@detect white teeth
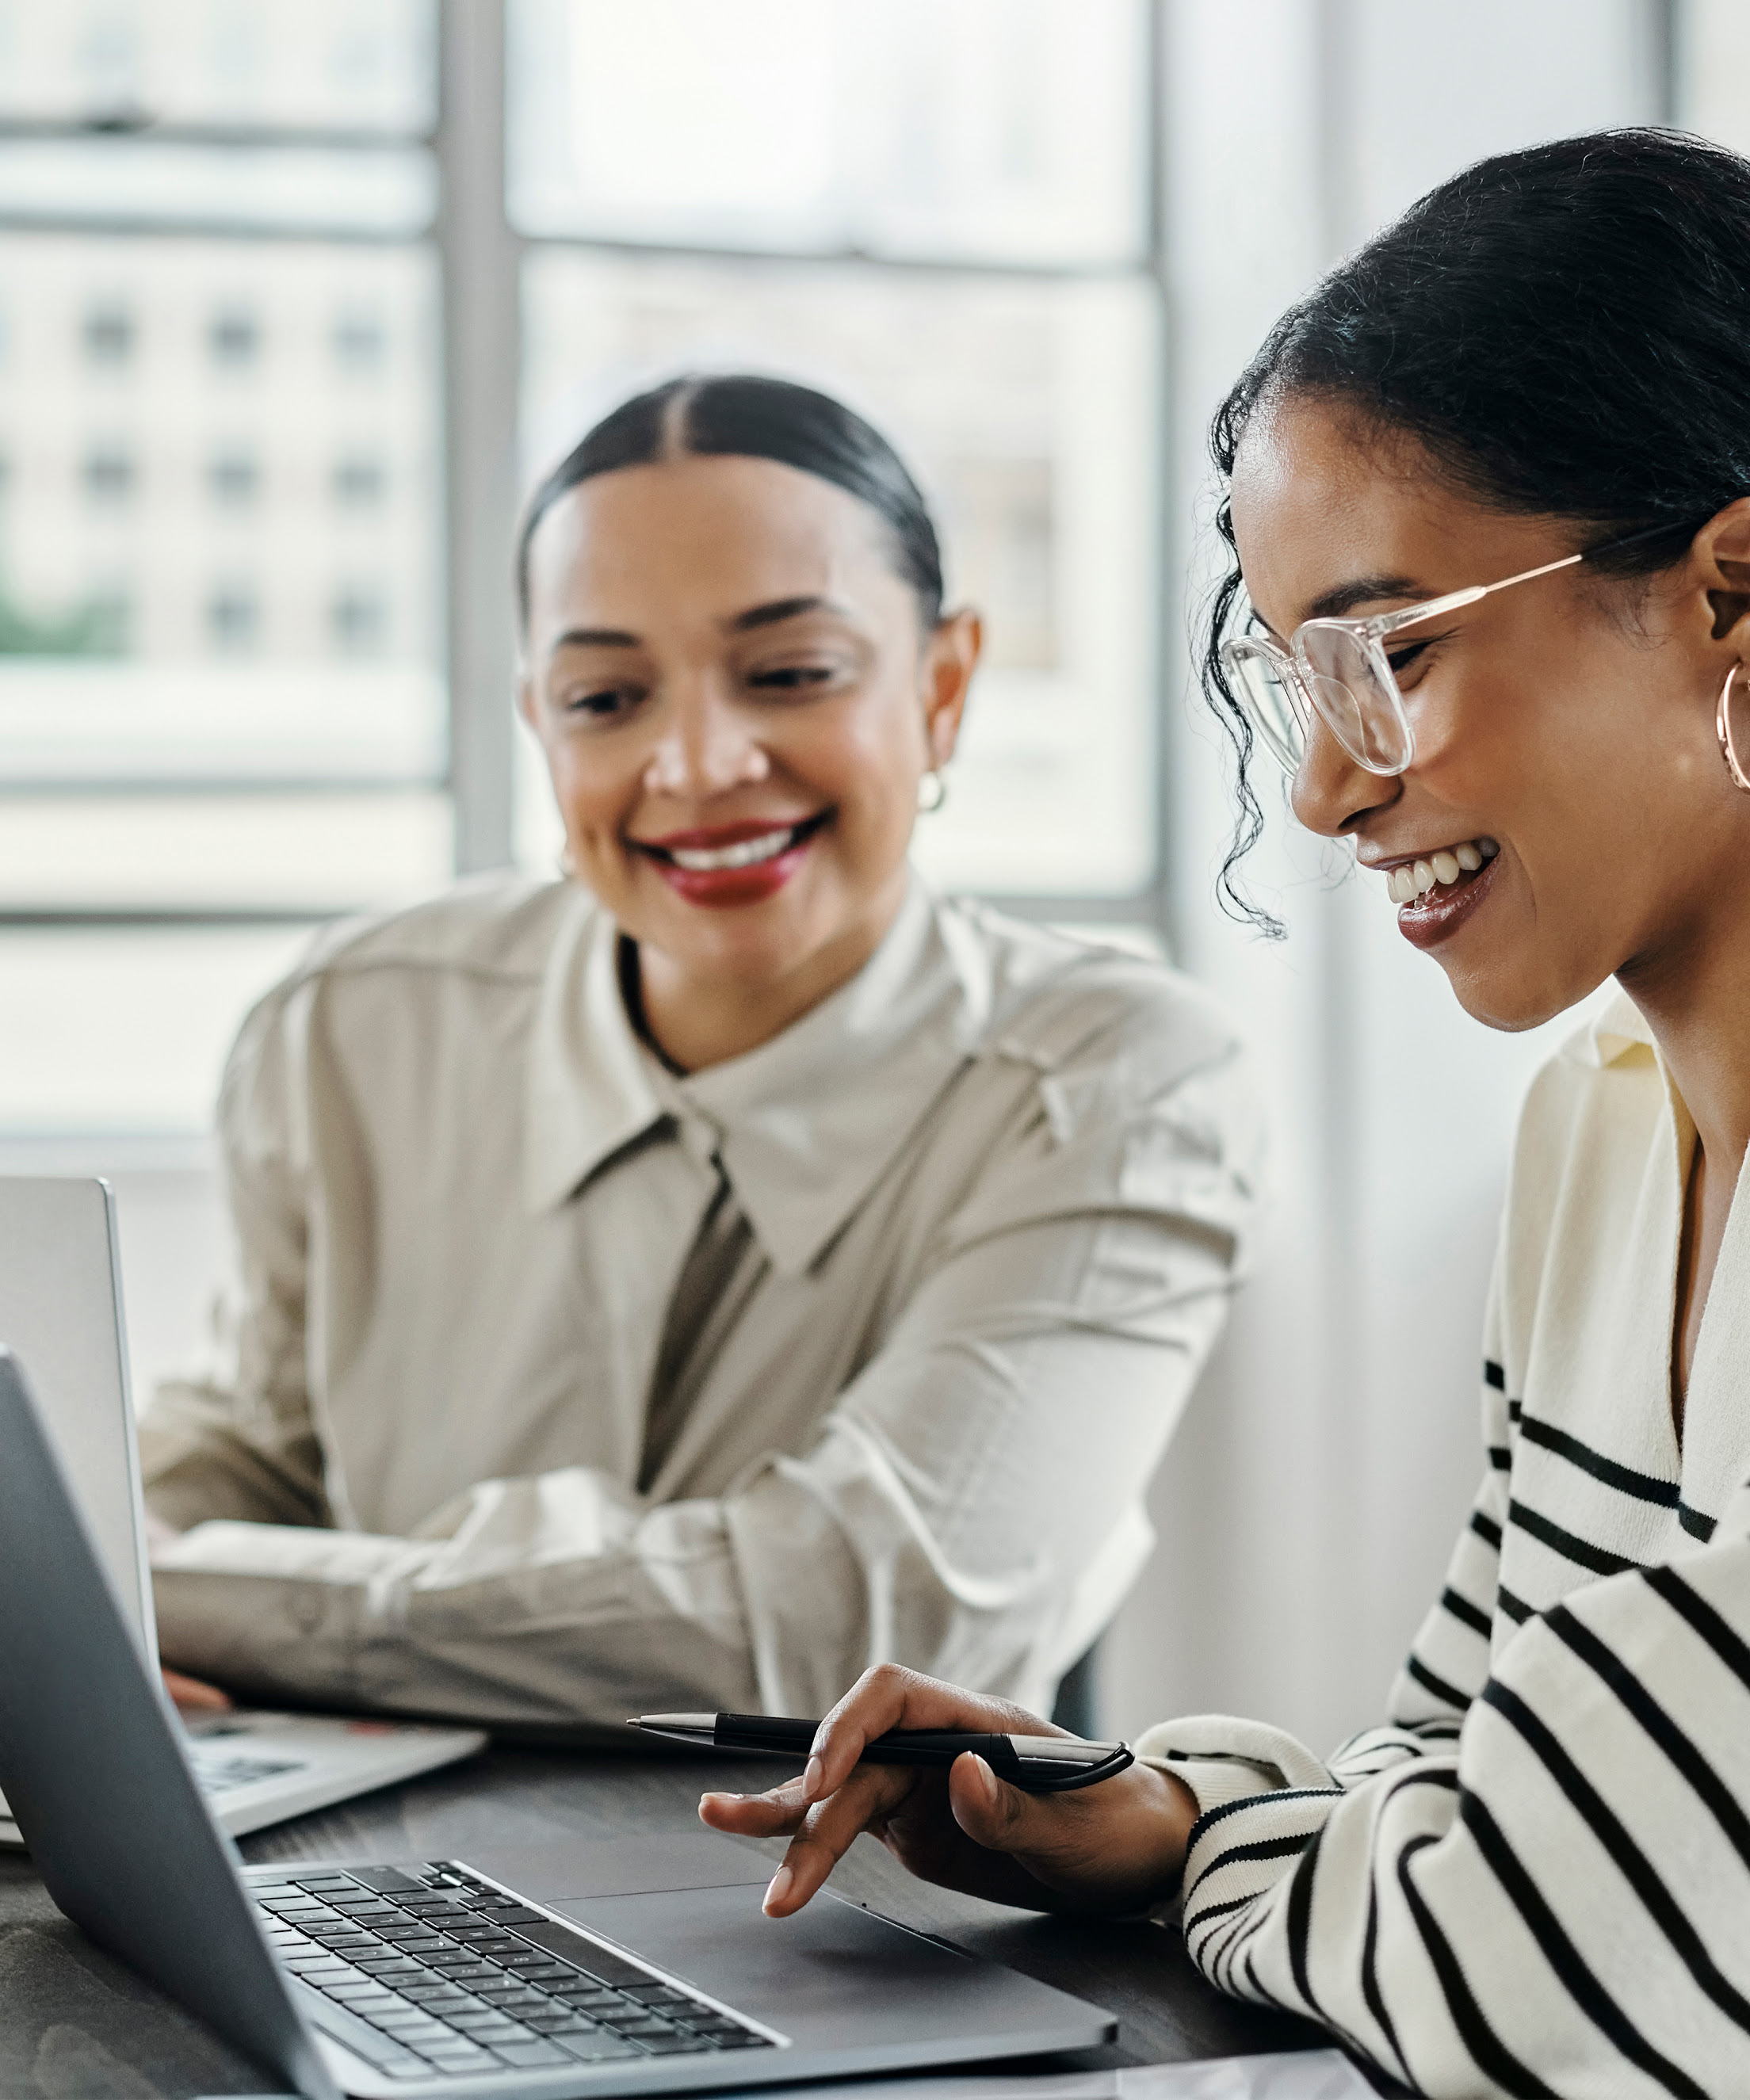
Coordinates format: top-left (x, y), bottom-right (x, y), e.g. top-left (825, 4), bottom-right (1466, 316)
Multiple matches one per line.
top-left (668, 827), bottom-right (797, 872)
top-left (1381, 836), bottom-right (1496, 907)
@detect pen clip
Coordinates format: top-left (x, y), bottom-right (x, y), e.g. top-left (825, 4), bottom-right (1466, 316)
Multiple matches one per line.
top-left (1011, 1742), bottom-right (1134, 1793)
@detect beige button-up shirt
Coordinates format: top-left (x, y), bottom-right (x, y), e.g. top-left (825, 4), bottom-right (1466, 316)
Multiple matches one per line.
top-left (143, 872), bottom-right (1263, 1731)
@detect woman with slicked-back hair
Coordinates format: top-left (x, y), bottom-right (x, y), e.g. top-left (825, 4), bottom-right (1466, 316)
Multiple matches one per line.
top-left (707, 134), bottom-right (1750, 2098)
top-left (139, 373), bottom-right (1262, 1737)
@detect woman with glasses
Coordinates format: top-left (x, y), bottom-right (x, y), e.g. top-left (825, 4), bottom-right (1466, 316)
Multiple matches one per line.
top-left (705, 132), bottom-right (1750, 2095)
top-left (140, 373), bottom-right (1261, 1735)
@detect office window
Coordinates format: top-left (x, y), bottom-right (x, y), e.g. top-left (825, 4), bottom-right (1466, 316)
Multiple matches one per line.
top-left (207, 308), bottom-right (261, 368)
top-left (334, 311), bottom-right (388, 371)
top-left (0, 1), bottom-right (447, 1140)
top-left (83, 446), bottom-right (138, 504)
top-left (332, 454), bottom-right (385, 507)
top-left (205, 582), bottom-right (259, 653)
top-left (331, 584), bottom-right (388, 656)
top-left (1682, 1), bottom-right (1750, 152)
top-left (83, 304), bottom-right (136, 365)
top-left (508, 0), bottom-right (1161, 907)
top-left (0, 236), bottom-right (442, 772)
top-left (0, 0), bottom-right (435, 132)
top-left (208, 449), bottom-right (259, 506)
top-left (506, 0), bottom-right (1148, 266)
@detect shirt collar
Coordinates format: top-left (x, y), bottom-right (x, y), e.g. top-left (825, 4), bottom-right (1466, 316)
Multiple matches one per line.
top-left (1585, 988), bottom-right (1657, 1067)
top-left (523, 874), bottom-right (991, 1276)
top-left (523, 886), bottom-right (667, 1215)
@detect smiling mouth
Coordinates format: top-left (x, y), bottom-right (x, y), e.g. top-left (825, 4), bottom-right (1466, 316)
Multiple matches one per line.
top-left (636, 809), bottom-right (833, 872)
top-left (1381, 834), bottom-right (1499, 907)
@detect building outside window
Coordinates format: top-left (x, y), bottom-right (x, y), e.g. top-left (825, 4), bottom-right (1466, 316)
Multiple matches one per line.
top-left (0, 0), bottom-right (445, 1139)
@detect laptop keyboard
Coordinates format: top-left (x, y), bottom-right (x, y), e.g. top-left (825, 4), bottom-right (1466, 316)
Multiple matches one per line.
top-left (191, 1749), bottom-right (306, 1795)
top-left (249, 1860), bottom-right (777, 2079)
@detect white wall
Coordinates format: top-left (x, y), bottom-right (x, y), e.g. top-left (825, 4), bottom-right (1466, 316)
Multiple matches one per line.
top-left (1101, 0), bottom-right (1664, 1751)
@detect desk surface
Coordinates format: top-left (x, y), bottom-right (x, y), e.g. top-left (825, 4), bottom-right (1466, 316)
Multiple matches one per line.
top-left (0, 1746), bottom-right (1322, 2097)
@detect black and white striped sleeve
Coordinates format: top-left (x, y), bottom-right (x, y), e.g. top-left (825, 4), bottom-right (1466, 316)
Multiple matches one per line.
top-left (1133, 1257), bottom-right (1750, 2095)
top-left (1159, 1525), bottom-right (1750, 2096)
top-left (1385, 1350), bottom-right (1512, 1732)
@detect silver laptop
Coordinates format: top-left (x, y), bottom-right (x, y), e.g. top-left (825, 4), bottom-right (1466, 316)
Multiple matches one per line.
top-left (0, 1346), bottom-right (1114, 2097)
top-left (0, 1176), bottom-right (484, 1848)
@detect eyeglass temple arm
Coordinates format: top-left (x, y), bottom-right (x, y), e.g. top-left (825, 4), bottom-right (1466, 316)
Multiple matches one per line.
top-left (1362, 552), bottom-right (1585, 640)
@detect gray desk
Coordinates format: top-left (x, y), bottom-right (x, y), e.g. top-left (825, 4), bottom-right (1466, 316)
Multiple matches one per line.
top-left (0, 1747), bottom-right (1323, 2097)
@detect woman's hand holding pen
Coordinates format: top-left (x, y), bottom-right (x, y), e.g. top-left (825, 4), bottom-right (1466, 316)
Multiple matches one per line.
top-left (697, 1664), bottom-right (1198, 1920)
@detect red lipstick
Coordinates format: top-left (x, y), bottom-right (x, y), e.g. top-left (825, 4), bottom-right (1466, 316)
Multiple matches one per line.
top-left (630, 811), bottom-right (831, 911)
top-left (1396, 850), bottom-right (1501, 949)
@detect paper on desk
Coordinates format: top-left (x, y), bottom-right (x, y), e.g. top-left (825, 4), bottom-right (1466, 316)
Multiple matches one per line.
top-left (743, 2052), bottom-right (1372, 2100)
top-left (1118, 2056), bottom-right (1373, 2097)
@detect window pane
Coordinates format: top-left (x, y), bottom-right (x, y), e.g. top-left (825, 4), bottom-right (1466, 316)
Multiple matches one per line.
top-left (0, 792), bottom-right (452, 912)
top-left (0, 0), bottom-right (437, 135)
top-left (1682, 1), bottom-right (1750, 155)
top-left (520, 250), bottom-right (1160, 896)
top-left (506, 0), bottom-right (1148, 267)
top-left (0, 924), bottom-right (315, 1133)
top-left (0, 139), bottom-right (438, 237)
top-left (0, 232), bottom-right (444, 785)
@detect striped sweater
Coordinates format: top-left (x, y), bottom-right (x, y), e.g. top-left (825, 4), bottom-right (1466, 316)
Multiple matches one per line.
top-left (1136, 995), bottom-right (1750, 2098)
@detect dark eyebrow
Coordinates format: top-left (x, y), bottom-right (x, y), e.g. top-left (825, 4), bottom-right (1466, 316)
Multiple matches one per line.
top-left (1301, 572), bottom-right (1428, 622)
top-left (546, 596), bottom-right (852, 655)
top-left (728, 594), bottom-right (849, 633)
top-left (549, 625), bottom-right (640, 650)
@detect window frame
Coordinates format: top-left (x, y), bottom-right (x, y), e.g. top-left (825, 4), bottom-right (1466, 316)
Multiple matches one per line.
top-left (0, 0), bottom-right (1173, 957)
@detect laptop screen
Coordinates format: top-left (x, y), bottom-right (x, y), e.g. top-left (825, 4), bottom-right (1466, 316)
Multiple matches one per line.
top-left (0, 1178), bottom-right (157, 1659)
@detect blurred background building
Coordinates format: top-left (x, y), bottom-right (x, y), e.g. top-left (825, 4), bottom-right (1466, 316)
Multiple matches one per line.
top-left (0, 0), bottom-right (1741, 1747)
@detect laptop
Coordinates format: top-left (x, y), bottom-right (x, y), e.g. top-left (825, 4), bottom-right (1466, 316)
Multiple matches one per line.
top-left (0, 1176), bottom-right (484, 1848)
top-left (0, 1346), bottom-right (1115, 2097)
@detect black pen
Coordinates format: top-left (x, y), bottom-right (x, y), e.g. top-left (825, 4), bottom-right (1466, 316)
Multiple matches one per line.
top-left (628, 1712), bottom-right (1134, 1793)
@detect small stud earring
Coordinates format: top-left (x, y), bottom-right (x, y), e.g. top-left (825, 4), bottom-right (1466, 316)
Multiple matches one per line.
top-left (1718, 663), bottom-right (1750, 792)
top-left (916, 769), bottom-right (947, 815)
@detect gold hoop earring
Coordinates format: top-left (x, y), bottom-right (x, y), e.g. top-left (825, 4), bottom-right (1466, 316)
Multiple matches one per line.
top-left (1719, 663), bottom-right (1750, 792)
top-left (916, 769), bottom-right (947, 815)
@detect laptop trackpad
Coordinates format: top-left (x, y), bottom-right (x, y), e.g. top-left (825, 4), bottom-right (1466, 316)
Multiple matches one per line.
top-left (555, 1880), bottom-right (1106, 2056)
top-left (463, 1835), bottom-right (1110, 2060)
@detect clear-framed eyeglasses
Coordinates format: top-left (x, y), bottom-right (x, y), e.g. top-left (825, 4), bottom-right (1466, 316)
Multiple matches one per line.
top-left (1220, 524), bottom-right (1681, 778)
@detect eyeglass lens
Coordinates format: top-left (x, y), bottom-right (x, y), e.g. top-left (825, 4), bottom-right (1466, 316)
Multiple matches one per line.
top-left (1297, 628), bottom-right (1412, 773)
top-left (1228, 649), bottom-right (1307, 773)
